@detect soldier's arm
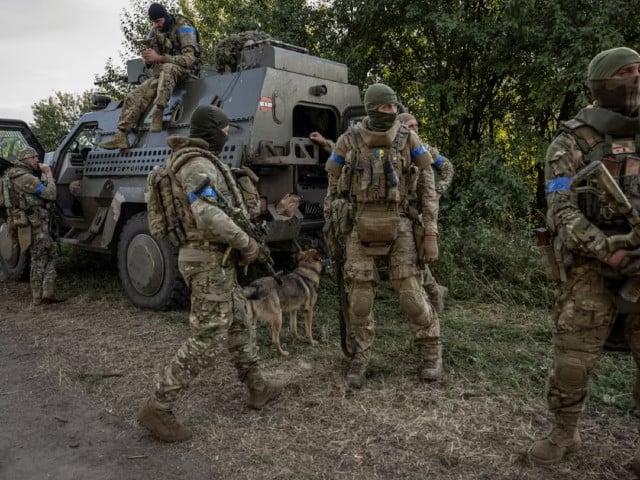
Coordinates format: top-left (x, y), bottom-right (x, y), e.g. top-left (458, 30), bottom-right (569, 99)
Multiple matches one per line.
top-left (546, 132), bottom-right (613, 263)
top-left (428, 145), bottom-right (454, 193)
top-left (178, 158), bottom-right (250, 249)
top-left (11, 171), bottom-right (56, 201)
top-left (409, 132), bottom-right (438, 233)
top-left (166, 21), bottom-right (198, 69)
top-left (323, 134), bottom-right (349, 221)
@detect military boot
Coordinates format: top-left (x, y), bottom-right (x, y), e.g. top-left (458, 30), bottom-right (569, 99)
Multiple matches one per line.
top-left (150, 107), bottom-right (164, 132)
top-left (247, 379), bottom-right (284, 410)
top-left (529, 415), bottom-right (581, 465)
top-left (419, 342), bottom-right (443, 381)
top-left (346, 353), bottom-right (368, 389)
top-left (99, 130), bottom-right (129, 150)
top-left (138, 400), bottom-right (192, 442)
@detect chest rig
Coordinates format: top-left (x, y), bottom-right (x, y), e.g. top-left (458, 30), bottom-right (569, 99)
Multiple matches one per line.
top-left (565, 116), bottom-right (640, 233)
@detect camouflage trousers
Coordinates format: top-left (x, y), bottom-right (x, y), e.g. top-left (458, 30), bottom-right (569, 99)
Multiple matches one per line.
top-left (154, 247), bottom-right (264, 407)
top-left (546, 262), bottom-right (640, 418)
top-left (30, 223), bottom-right (57, 302)
top-left (117, 63), bottom-right (189, 132)
top-left (344, 217), bottom-right (439, 363)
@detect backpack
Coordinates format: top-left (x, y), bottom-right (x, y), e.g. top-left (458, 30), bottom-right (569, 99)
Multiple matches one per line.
top-left (145, 164), bottom-right (187, 247)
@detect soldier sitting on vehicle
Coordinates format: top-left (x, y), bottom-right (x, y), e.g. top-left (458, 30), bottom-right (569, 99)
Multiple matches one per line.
top-left (99, 3), bottom-right (200, 150)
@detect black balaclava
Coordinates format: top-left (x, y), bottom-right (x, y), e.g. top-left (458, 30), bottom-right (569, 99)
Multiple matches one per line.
top-left (190, 105), bottom-right (229, 155)
top-left (148, 3), bottom-right (173, 32)
top-left (364, 83), bottom-right (398, 132)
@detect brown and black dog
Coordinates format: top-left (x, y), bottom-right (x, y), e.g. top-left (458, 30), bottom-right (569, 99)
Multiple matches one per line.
top-left (243, 249), bottom-right (323, 356)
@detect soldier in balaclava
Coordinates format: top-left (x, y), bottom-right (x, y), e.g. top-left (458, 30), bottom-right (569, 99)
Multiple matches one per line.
top-left (324, 83), bottom-right (440, 388)
top-left (99, 3), bottom-right (199, 149)
top-left (138, 105), bottom-right (283, 442)
top-left (5, 147), bottom-right (59, 305)
top-left (529, 47), bottom-right (640, 471)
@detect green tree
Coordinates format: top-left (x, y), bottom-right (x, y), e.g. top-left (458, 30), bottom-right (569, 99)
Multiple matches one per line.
top-left (30, 92), bottom-right (92, 152)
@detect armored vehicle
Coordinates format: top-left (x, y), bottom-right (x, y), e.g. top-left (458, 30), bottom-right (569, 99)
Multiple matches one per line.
top-left (0, 39), bottom-right (363, 309)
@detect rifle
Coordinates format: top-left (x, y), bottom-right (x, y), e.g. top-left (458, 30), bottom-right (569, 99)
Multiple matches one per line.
top-left (571, 160), bottom-right (640, 301)
top-left (323, 218), bottom-right (354, 358)
top-left (193, 176), bottom-right (280, 282)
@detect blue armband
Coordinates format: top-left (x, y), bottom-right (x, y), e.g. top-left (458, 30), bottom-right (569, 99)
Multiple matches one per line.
top-left (34, 183), bottom-right (45, 196)
top-left (411, 144), bottom-right (427, 158)
top-left (188, 186), bottom-right (217, 204)
top-left (328, 152), bottom-right (345, 166)
top-left (545, 177), bottom-right (572, 195)
top-left (433, 154), bottom-right (445, 168)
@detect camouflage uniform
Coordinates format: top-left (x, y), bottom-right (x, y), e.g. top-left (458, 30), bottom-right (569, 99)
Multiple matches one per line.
top-left (139, 106), bottom-right (280, 442)
top-left (325, 84), bottom-right (440, 386)
top-left (153, 135), bottom-right (266, 405)
top-left (530, 47), bottom-right (640, 466)
top-left (117, 14), bottom-right (198, 133)
top-left (5, 147), bottom-right (57, 304)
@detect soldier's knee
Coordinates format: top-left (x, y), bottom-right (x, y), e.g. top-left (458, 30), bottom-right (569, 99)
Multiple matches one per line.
top-left (555, 354), bottom-right (588, 388)
top-left (350, 282), bottom-right (374, 317)
top-left (399, 288), bottom-right (428, 318)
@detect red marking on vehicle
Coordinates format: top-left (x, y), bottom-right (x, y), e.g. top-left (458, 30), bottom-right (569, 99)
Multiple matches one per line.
top-left (259, 96), bottom-right (273, 112)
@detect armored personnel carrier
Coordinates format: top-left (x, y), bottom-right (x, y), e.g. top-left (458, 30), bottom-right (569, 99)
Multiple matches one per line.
top-left (0, 39), bottom-right (364, 309)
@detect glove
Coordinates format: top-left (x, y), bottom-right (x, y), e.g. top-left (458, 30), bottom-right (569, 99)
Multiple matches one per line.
top-left (419, 233), bottom-right (439, 264)
top-left (239, 237), bottom-right (260, 265)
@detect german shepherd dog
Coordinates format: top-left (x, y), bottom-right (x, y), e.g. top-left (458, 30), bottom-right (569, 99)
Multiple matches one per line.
top-left (243, 249), bottom-right (323, 356)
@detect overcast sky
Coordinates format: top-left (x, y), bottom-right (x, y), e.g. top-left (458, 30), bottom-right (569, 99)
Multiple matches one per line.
top-left (1, 0), bottom-right (133, 124)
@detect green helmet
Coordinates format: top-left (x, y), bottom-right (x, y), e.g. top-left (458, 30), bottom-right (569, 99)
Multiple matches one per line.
top-left (587, 47), bottom-right (640, 80)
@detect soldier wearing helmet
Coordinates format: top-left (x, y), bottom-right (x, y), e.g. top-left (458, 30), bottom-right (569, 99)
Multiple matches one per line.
top-left (324, 83), bottom-right (440, 388)
top-left (530, 47), bottom-right (640, 470)
top-left (4, 147), bottom-right (59, 305)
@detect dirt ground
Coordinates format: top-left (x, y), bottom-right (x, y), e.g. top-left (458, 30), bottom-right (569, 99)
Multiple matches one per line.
top-left (1, 272), bottom-right (640, 480)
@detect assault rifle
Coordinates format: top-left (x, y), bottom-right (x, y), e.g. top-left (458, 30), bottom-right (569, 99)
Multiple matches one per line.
top-left (194, 176), bottom-right (279, 282)
top-left (571, 161), bottom-right (640, 301)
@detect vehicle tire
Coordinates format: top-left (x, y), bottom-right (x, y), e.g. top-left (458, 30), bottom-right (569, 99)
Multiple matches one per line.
top-left (0, 218), bottom-right (30, 281)
top-left (117, 211), bottom-right (189, 310)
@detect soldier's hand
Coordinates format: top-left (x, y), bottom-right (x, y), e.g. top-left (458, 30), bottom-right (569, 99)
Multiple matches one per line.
top-left (39, 164), bottom-right (52, 176)
top-left (239, 237), bottom-right (260, 265)
top-left (419, 233), bottom-right (439, 264)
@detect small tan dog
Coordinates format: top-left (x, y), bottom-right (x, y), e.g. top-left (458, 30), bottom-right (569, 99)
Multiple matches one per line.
top-left (243, 249), bottom-right (323, 356)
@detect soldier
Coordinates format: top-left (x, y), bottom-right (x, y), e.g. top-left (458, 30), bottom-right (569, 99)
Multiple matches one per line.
top-left (529, 47), bottom-right (640, 470)
top-left (100, 3), bottom-right (199, 149)
top-left (5, 147), bottom-right (59, 305)
top-left (138, 105), bottom-right (282, 442)
top-left (397, 112), bottom-right (453, 314)
top-left (324, 83), bottom-right (440, 388)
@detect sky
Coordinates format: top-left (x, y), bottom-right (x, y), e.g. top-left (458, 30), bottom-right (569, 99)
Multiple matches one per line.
top-left (1, 0), bottom-right (134, 124)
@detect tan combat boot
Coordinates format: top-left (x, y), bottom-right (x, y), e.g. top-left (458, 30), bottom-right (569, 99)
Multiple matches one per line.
top-left (346, 353), bottom-right (368, 388)
top-left (99, 130), bottom-right (129, 150)
top-left (247, 380), bottom-right (284, 410)
top-left (138, 400), bottom-right (192, 442)
top-left (529, 415), bottom-right (581, 465)
top-left (150, 107), bottom-right (164, 132)
top-left (419, 343), bottom-right (443, 381)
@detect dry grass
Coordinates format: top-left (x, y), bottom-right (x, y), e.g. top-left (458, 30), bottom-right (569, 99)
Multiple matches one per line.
top-left (1, 271), bottom-right (639, 479)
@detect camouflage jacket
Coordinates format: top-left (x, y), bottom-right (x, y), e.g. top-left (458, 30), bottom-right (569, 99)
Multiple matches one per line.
top-left (545, 105), bottom-right (640, 265)
top-left (6, 163), bottom-right (55, 222)
top-left (324, 120), bottom-right (438, 234)
top-left (146, 14), bottom-right (198, 71)
top-left (166, 136), bottom-right (250, 250)
top-left (427, 145), bottom-right (454, 194)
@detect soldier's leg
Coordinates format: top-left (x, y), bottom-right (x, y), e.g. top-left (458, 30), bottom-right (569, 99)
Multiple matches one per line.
top-left (344, 231), bottom-right (378, 387)
top-left (529, 264), bottom-right (614, 464)
top-left (150, 65), bottom-right (187, 132)
top-left (227, 288), bottom-right (283, 409)
top-left (29, 227), bottom-right (47, 304)
top-left (41, 232), bottom-right (58, 300)
top-left (623, 314), bottom-right (640, 474)
top-left (390, 218), bottom-right (441, 380)
top-left (423, 266), bottom-right (445, 314)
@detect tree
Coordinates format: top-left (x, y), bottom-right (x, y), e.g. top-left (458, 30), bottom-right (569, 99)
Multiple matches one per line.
top-left (30, 92), bottom-right (93, 152)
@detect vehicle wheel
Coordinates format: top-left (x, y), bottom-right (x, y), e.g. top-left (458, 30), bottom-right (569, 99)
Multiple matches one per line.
top-left (117, 212), bottom-right (189, 310)
top-left (0, 218), bottom-right (30, 281)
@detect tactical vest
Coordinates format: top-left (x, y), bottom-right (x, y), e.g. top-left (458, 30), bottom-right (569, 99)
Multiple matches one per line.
top-left (562, 107), bottom-right (640, 233)
top-left (5, 167), bottom-right (49, 228)
top-left (150, 15), bottom-right (200, 72)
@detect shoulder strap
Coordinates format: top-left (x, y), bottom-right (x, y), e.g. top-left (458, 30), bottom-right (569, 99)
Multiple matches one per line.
top-left (560, 119), bottom-right (604, 155)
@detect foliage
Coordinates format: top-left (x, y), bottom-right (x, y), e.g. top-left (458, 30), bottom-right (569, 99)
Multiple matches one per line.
top-left (29, 91), bottom-right (93, 152)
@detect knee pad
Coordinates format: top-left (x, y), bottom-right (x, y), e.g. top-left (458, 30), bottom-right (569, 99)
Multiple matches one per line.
top-left (350, 282), bottom-right (374, 318)
top-left (555, 355), bottom-right (587, 388)
top-left (399, 288), bottom-right (428, 319)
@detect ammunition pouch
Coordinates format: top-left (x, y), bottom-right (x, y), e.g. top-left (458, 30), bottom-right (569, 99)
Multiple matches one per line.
top-left (9, 208), bottom-right (29, 228)
top-left (355, 203), bottom-right (399, 248)
top-left (331, 198), bottom-right (353, 239)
